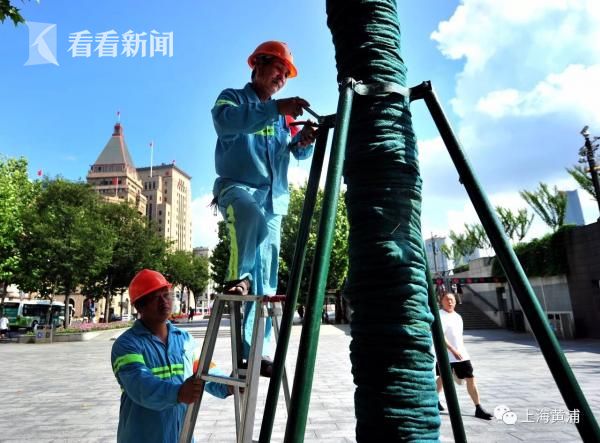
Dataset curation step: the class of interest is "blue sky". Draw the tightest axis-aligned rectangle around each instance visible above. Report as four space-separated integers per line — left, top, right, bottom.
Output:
1 0 599 249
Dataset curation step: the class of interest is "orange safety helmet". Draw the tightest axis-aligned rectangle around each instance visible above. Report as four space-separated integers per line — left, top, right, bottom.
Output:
248 41 298 78
129 269 172 305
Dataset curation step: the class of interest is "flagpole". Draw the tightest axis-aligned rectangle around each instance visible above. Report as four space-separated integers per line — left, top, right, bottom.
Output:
150 141 154 178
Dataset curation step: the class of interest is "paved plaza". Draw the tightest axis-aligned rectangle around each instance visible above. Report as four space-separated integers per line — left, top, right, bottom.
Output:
0 322 599 442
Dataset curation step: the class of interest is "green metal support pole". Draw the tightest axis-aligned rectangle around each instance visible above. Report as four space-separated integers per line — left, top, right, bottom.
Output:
259 124 332 443
425 252 467 443
413 81 600 441
283 79 355 443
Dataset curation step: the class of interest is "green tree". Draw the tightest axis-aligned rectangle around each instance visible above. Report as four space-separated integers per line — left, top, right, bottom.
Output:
441 230 478 268
566 165 596 200
209 221 230 293
0 0 37 25
164 250 196 313
278 185 349 302
495 206 533 243
188 254 210 308
0 156 37 304
520 182 567 232
15 178 115 329
84 202 167 321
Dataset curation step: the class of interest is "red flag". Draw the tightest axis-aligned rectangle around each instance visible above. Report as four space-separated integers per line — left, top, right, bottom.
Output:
285 115 300 137
37 169 43 176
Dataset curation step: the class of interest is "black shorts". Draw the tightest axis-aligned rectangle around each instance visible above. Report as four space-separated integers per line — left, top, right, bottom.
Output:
436 360 474 379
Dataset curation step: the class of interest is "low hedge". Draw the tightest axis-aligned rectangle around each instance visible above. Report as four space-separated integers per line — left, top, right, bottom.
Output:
492 225 574 277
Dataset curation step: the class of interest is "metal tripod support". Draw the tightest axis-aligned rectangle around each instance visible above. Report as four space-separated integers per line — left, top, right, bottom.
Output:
409 81 600 442
265 79 600 443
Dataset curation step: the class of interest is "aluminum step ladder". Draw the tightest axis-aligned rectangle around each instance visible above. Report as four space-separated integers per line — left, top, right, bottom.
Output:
179 293 291 443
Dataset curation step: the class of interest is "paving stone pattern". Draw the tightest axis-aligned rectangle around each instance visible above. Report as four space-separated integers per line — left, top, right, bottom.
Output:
0 324 598 442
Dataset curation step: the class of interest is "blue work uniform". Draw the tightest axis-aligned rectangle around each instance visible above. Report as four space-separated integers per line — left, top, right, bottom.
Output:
212 82 314 357
111 320 229 443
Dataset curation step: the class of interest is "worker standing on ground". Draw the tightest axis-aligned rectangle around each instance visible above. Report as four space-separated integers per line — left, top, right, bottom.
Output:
436 292 494 420
211 41 317 374
111 269 230 443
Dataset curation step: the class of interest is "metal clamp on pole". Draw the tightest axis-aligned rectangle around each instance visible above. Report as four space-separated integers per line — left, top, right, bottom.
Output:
351 80 410 99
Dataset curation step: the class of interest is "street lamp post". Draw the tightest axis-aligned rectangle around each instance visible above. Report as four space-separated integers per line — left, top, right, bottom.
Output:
579 126 600 220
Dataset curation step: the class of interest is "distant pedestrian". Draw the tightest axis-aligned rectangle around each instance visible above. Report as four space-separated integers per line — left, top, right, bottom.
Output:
436 292 493 420
111 269 231 442
0 312 9 338
188 306 194 323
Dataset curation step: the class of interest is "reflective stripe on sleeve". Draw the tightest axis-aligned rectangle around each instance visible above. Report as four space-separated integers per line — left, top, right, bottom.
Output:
151 363 185 379
254 125 275 136
113 353 145 373
215 99 238 107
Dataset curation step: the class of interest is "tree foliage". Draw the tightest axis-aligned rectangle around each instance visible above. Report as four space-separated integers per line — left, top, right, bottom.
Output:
0 156 37 299
0 0 36 26
15 178 115 326
566 165 596 201
492 225 574 277
495 206 533 243
278 185 349 301
520 182 567 231
209 221 230 293
187 254 210 305
164 250 210 311
440 230 478 267
83 202 167 320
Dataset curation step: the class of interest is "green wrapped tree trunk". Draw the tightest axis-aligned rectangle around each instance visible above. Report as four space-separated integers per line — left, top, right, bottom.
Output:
326 1 440 440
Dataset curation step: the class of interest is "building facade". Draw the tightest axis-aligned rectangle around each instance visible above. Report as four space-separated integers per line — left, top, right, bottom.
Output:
137 164 193 252
86 122 147 215
424 235 449 274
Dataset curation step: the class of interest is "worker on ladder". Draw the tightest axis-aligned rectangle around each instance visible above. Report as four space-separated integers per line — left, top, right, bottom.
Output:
111 269 232 443
211 41 317 374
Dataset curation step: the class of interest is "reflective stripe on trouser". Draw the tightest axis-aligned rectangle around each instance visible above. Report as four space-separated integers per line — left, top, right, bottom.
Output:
218 185 279 358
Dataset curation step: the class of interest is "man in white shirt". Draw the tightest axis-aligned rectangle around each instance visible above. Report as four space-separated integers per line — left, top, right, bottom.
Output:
0 312 9 338
436 292 493 420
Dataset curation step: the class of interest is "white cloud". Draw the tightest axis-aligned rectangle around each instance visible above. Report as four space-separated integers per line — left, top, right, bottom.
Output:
191 193 221 249
420 0 600 232
288 165 309 187
476 64 600 124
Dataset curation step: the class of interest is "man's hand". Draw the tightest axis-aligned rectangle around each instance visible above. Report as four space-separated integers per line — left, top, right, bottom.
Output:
277 97 310 119
297 122 317 147
177 376 203 404
451 349 463 361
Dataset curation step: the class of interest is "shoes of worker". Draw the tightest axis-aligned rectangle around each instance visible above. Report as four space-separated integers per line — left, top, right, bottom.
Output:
223 278 251 295
238 358 273 378
475 405 493 420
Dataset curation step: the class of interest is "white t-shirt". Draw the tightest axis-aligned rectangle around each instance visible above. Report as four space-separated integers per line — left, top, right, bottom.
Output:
439 310 470 363
0 316 9 330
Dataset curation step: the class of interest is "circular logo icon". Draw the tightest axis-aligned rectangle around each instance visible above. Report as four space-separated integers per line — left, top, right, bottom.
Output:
502 411 518 425
494 405 511 420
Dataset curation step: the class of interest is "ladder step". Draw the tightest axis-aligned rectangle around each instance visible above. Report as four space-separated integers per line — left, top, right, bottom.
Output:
201 374 247 388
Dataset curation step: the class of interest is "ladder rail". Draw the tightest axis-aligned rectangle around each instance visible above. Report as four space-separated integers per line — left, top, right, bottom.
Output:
179 297 226 443
239 300 266 443
230 300 243 441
